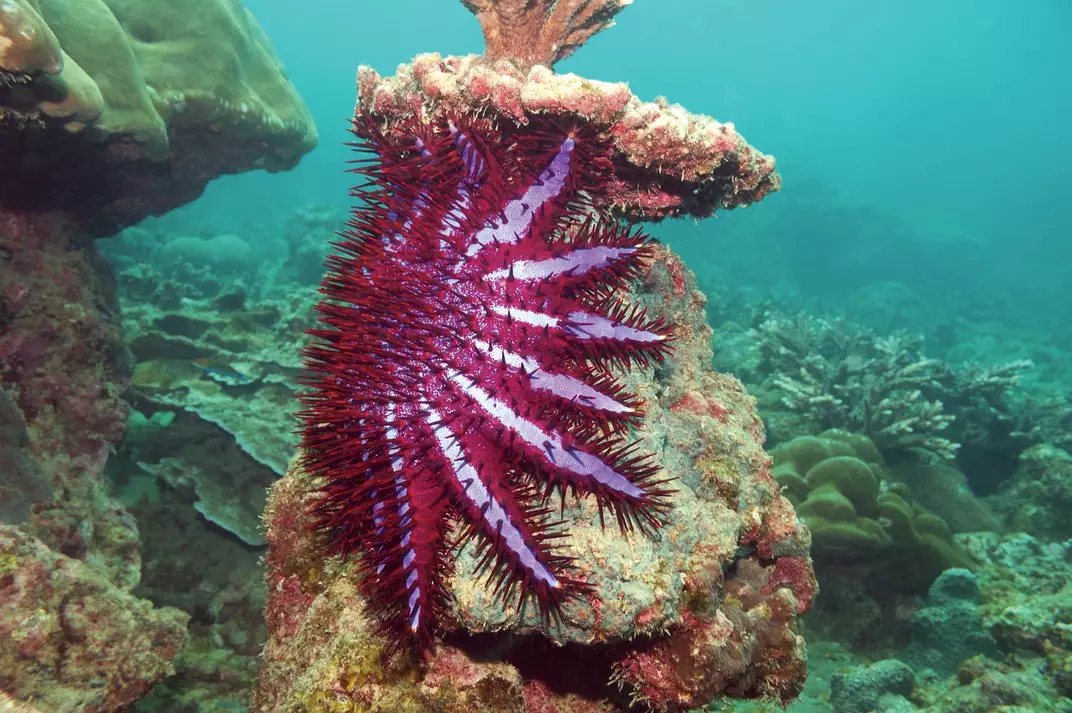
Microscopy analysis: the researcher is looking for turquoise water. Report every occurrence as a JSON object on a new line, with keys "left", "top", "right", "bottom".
{"left": 198, "top": 0, "right": 1071, "bottom": 326}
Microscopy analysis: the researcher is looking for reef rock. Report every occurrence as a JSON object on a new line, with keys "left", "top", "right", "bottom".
{"left": 830, "top": 659, "right": 916, "bottom": 713}
{"left": 254, "top": 246, "right": 815, "bottom": 713}
{"left": 0, "top": 524, "right": 189, "bottom": 712}
{"left": 357, "top": 52, "right": 778, "bottom": 221}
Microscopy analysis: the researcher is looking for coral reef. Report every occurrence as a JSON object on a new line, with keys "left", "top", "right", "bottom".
{"left": 254, "top": 246, "right": 814, "bottom": 713}
{"left": 830, "top": 659, "right": 917, "bottom": 713}
{"left": 823, "top": 534, "right": 1072, "bottom": 712}
{"left": 0, "top": 391, "right": 50, "bottom": 523}
{"left": 356, "top": 53, "right": 778, "bottom": 221}
{"left": 0, "top": 220, "right": 140, "bottom": 588}
{"left": 771, "top": 431, "right": 979, "bottom": 656}
{"left": 990, "top": 444, "right": 1072, "bottom": 539}
{"left": 280, "top": 205, "right": 346, "bottom": 286}
{"left": 902, "top": 569, "right": 998, "bottom": 675}
{"left": 888, "top": 459, "right": 1001, "bottom": 535}
{"left": 772, "top": 431, "right": 974, "bottom": 582}
{"left": 0, "top": 524, "right": 189, "bottom": 712}
{"left": 1, "top": 2, "right": 314, "bottom": 709}
{"left": 965, "top": 533, "right": 1072, "bottom": 672}
{"left": 1013, "top": 392, "right": 1072, "bottom": 451}
{"left": 1, "top": 0, "right": 316, "bottom": 554}
{"left": 117, "top": 480, "right": 266, "bottom": 713}
{"left": 253, "top": 6, "right": 803, "bottom": 709}
{"left": 115, "top": 275, "right": 315, "bottom": 543}
{"left": 749, "top": 310, "right": 1032, "bottom": 473}
{"left": 908, "top": 534, "right": 1072, "bottom": 711}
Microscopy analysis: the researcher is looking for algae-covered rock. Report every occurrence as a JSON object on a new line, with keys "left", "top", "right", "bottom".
{"left": 903, "top": 569, "right": 998, "bottom": 675}
{"left": 830, "top": 659, "right": 916, "bottom": 713}
{"left": 0, "top": 524, "right": 189, "bottom": 712}
{"left": 254, "top": 246, "right": 815, "bottom": 713}
{"left": 0, "top": 391, "right": 50, "bottom": 523}
{"left": 990, "top": 444, "right": 1072, "bottom": 540}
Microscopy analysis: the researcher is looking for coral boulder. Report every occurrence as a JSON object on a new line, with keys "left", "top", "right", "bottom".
{"left": 1, "top": 0, "right": 316, "bottom": 235}
{"left": 254, "top": 246, "right": 815, "bottom": 713}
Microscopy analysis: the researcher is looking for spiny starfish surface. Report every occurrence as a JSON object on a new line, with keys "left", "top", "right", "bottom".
{"left": 301, "top": 115, "right": 674, "bottom": 652}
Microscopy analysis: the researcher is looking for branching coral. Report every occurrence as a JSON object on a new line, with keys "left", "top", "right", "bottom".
{"left": 752, "top": 311, "right": 1031, "bottom": 462}
{"left": 1012, "top": 393, "right": 1072, "bottom": 451}
{"left": 460, "top": 0, "right": 631, "bottom": 68}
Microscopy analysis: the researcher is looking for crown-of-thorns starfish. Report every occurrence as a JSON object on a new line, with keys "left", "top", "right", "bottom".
{"left": 300, "top": 114, "right": 675, "bottom": 652}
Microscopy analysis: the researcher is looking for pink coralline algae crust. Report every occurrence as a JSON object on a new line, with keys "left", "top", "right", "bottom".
{"left": 254, "top": 246, "right": 814, "bottom": 713}
{"left": 0, "top": 525, "right": 189, "bottom": 713}
{"left": 356, "top": 54, "right": 780, "bottom": 221}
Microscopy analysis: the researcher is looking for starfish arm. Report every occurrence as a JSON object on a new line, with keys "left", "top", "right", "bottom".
{"left": 302, "top": 115, "right": 676, "bottom": 653}
{"left": 446, "top": 371, "right": 667, "bottom": 520}
{"left": 425, "top": 409, "right": 581, "bottom": 613}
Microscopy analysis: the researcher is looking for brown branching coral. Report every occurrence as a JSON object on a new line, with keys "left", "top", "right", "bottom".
{"left": 460, "top": 0, "right": 632, "bottom": 68}
{"left": 751, "top": 311, "right": 1032, "bottom": 462}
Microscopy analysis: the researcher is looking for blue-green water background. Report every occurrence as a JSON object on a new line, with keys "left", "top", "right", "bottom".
{"left": 174, "top": 0, "right": 1069, "bottom": 334}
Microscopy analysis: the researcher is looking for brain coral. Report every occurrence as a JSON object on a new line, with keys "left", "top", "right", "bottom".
{"left": 771, "top": 430, "right": 975, "bottom": 587}
{"left": 0, "top": 0, "right": 316, "bottom": 235}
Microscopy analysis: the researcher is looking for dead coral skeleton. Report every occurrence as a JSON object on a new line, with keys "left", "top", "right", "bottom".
{"left": 460, "top": 0, "right": 632, "bottom": 68}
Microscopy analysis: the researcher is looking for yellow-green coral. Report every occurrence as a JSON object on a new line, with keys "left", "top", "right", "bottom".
{"left": 0, "top": 552, "right": 17, "bottom": 577}
{"left": 1, "top": 0, "right": 314, "bottom": 161}
{"left": 772, "top": 430, "right": 973, "bottom": 576}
